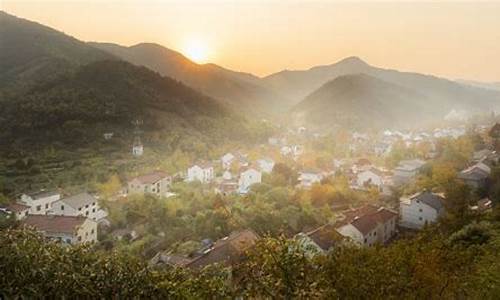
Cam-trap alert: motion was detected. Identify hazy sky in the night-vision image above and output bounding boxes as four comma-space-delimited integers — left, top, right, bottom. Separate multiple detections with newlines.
3, 0, 500, 81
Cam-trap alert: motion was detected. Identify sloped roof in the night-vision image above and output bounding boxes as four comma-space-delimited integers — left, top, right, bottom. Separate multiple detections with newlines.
355, 158, 372, 166
131, 171, 169, 184
23, 215, 88, 234
350, 208, 398, 235
7, 203, 30, 212
306, 224, 343, 251
410, 190, 445, 211
192, 161, 214, 169
337, 205, 397, 236
459, 162, 491, 180
186, 229, 259, 269
60, 192, 95, 209
23, 190, 59, 200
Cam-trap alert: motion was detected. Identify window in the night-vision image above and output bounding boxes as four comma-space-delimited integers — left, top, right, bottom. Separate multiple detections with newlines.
45, 203, 49, 209
91, 229, 95, 234
364, 238, 367, 243
419, 217, 423, 221
61, 205, 64, 210
67, 239, 72, 244
86, 211, 89, 216
85, 204, 89, 208
36, 205, 41, 211
78, 207, 82, 211
374, 232, 377, 236
92, 202, 96, 206
419, 208, 423, 212
77, 236, 81, 241
92, 208, 95, 213
25, 211, 28, 216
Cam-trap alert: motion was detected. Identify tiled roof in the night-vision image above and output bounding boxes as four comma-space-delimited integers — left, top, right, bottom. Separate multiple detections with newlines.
410, 191, 445, 211
306, 224, 343, 251
24, 190, 59, 200
337, 205, 397, 236
193, 161, 214, 169
23, 215, 88, 234
60, 192, 96, 209
186, 229, 259, 269
5, 202, 30, 213
131, 171, 169, 184
350, 208, 397, 235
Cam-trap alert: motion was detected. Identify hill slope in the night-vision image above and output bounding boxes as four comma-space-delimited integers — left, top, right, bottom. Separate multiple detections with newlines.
292, 74, 441, 130
89, 42, 287, 116
0, 60, 245, 148
0, 11, 114, 93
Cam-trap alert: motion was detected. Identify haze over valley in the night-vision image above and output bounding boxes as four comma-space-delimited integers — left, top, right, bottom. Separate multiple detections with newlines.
2, 3, 500, 298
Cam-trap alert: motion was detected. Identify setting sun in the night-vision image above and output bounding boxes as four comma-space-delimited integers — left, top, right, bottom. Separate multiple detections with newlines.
183, 39, 210, 63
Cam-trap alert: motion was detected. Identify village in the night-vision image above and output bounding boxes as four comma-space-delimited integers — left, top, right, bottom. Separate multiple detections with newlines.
2, 120, 499, 271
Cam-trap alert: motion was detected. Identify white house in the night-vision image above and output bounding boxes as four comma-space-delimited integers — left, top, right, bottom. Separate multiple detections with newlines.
221, 153, 235, 169
295, 224, 343, 257
19, 190, 61, 215
399, 190, 445, 229
356, 168, 383, 189
0, 203, 30, 220
51, 192, 107, 223
298, 170, 323, 188
336, 206, 398, 247
127, 171, 172, 197
257, 158, 275, 174
187, 163, 215, 183
23, 215, 97, 244
238, 168, 262, 194
457, 162, 491, 189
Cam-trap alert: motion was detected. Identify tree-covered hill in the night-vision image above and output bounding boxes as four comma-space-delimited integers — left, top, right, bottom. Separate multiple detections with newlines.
0, 60, 245, 148
90, 42, 289, 116
0, 11, 115, 94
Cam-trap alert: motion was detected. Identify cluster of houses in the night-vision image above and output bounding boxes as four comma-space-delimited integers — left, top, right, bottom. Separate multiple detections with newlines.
186, 152, 269, 195
1, 190, 108, 245
149, 188, 454, 270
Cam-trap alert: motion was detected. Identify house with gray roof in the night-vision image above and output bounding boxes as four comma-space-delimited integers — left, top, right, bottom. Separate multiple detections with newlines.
19, 190, 61, 215
50, 192, 108, 224
399, 190, 445, 229
458, 162, 491, 189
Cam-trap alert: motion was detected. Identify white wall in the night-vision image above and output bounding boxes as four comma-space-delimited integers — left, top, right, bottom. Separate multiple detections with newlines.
400, 200, 439, 229
20, 193, 61, 215
51, 199, 103, 221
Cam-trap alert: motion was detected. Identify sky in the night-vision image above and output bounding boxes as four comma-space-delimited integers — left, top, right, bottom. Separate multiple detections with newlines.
2, 0, 500, 82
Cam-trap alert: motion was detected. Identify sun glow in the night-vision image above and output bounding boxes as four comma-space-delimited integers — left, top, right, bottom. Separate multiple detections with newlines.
183, 39, 210, 63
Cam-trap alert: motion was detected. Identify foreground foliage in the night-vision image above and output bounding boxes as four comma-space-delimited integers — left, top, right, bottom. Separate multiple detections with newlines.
2, 211, 500, 299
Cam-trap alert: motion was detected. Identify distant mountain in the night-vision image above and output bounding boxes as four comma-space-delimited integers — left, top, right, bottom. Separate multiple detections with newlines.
0, 11, 114, 93
265, 57, 500, 113
292, 73, 500, 130
265, 57, 370, 104
89, 42, 287, 116
292, 74, 435, 130
456, 79, 500, 92
0, 60, 245, 148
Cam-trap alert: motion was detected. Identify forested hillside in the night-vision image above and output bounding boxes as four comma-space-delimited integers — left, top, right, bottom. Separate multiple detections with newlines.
90, 42, 288, 116
1, 60, 244, 146
0, 11, 114, 95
